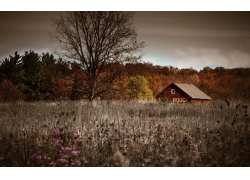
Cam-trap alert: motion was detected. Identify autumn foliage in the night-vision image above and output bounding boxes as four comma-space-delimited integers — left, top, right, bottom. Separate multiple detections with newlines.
49, 77, 74, 100
0, 78, 24, 102
1, 51, 250, 102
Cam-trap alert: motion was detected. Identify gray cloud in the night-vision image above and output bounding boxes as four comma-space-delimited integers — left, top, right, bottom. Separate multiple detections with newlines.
1, 11, 250, 71
172, 47, 250, 70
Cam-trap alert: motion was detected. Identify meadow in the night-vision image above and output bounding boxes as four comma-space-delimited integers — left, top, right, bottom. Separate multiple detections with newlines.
0, 100, 249, 167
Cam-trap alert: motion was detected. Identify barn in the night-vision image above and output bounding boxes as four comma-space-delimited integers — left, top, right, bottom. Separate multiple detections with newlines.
155, 82, 211, 104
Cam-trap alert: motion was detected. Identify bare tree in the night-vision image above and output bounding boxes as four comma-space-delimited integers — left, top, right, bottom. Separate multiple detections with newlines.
50, 12, 145, 101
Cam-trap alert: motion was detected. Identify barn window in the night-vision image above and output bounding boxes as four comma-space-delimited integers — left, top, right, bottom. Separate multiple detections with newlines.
171, 89, 175, 94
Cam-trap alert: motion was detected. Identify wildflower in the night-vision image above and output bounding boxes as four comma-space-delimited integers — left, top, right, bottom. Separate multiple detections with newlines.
29, 154, 44, 165
65, 147, 72, 151
55, 140, 60, 145
52, 127, 60, 136
71, 150, 80, 156
76, 160, 82, 166
30, 154, 43, 160
61, 146, 72, 151
36, 155, 42, 160
58, 158, 68, 163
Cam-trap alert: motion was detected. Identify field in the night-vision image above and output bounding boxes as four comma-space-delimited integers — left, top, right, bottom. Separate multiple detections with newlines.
0, 100, 249, 167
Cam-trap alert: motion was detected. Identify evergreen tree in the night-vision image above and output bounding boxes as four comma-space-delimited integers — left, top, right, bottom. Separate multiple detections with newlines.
20, 51, 50, 101
41, 52, 58, 95
0, 51, 22, 85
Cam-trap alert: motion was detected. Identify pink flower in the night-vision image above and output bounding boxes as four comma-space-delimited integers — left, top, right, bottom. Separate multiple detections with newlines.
30, 154, 43, 160
52, 127, 60, 136
76, 160, 82, 166
36, 155, 42, 160
55, 140, 60, 145
61, 146, 72, 151
58, 158, 68, 163
65, 147, 72, 151
71, 150, 80, 156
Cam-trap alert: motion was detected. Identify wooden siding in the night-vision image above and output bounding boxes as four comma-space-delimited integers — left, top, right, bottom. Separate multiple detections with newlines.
165, 84, 190, 103
190, 99, 210, 104
156, 83, 211, 104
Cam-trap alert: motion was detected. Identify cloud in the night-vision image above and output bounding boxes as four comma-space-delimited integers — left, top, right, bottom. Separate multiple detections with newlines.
171, 47, 250, 70
227, 50, 250, 67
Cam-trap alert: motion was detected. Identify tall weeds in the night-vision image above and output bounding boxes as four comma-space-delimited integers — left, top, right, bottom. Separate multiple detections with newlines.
0, 100, 249, 166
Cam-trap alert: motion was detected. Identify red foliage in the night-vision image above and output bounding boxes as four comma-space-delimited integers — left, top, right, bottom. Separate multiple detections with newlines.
0, 79, 24, 102
147, 74, 171, 96
49, 77, 74, 100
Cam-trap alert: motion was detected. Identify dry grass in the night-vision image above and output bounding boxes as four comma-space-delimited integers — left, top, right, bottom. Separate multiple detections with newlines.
0, 100, 249, 166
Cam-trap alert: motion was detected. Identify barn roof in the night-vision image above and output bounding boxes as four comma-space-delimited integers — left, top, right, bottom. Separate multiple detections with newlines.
173, 82, 211, 100
157, 82, 211, 100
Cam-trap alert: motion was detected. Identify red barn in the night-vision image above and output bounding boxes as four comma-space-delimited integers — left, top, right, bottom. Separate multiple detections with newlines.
155, 82, 211, 104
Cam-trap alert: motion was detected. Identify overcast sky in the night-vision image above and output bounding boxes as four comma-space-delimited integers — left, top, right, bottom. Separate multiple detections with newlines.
1, 11, 250, 70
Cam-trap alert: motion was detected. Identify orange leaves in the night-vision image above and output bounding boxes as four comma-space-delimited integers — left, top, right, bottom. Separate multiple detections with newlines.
49, 77, 74, 100
147, 74, 171, 97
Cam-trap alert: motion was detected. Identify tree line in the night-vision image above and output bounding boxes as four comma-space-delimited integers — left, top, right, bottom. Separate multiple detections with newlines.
1, 50, 250, 102
1, 12, 250, 102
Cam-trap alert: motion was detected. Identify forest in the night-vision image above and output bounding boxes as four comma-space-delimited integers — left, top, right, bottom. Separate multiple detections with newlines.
1, 50, 250, 103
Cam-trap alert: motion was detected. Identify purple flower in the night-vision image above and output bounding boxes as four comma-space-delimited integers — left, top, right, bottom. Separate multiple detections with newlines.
71, 150, 80, 156
52, 127, 60, 136
36, 155, 42, 160
66, 147, 72, 151
55, 140, 60, 145
61, 146, 72, 151
76, 160, 82, 166
29, 154, 44, 164
58, 158, 68, 163
76, 138, 82, 142
31, 154, 43, 160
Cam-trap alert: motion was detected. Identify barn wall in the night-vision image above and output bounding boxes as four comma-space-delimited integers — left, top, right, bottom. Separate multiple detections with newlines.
165, 84, 190, 103
190, 99, 202, 104
156, 83, 211, 104
190, 99, 210, 104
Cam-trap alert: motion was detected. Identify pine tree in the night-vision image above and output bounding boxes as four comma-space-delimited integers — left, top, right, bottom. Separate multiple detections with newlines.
20, 51, 50, 101
0, 51, 22, 86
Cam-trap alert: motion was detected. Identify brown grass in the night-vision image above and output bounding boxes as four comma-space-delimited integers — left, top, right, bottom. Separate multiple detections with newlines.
0, 100, 249, 166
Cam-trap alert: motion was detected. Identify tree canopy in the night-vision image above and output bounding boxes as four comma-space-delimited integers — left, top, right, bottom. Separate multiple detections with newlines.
1, 50, 250, 102
126, 76, 154, 100
51, 12, 145, 101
